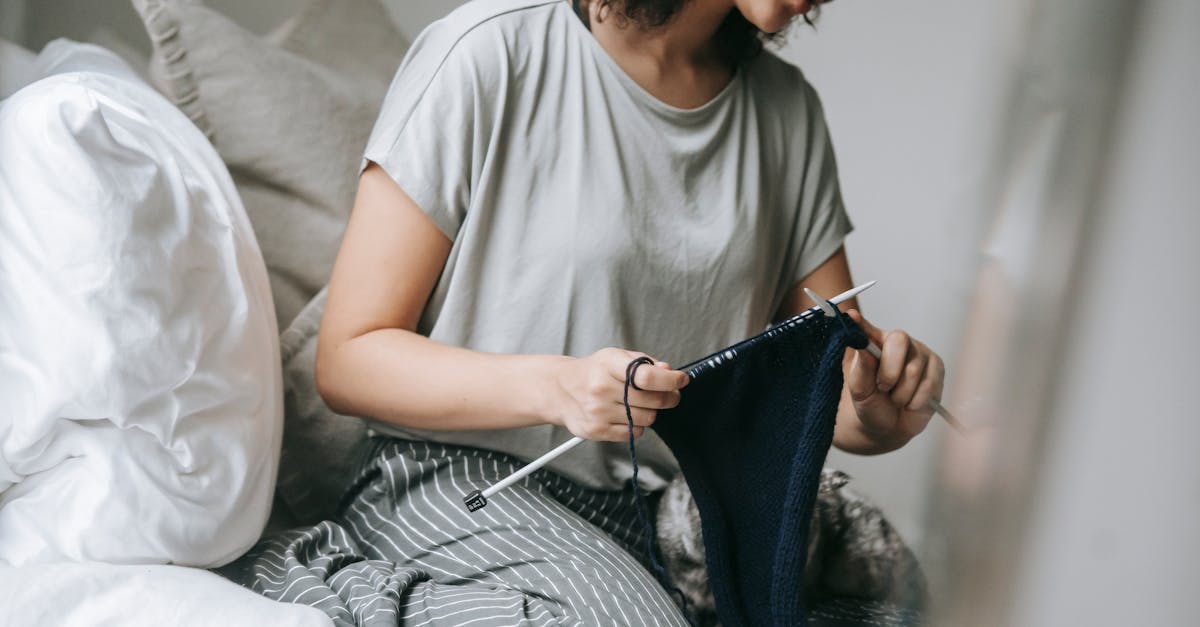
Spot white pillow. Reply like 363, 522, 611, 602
0, 38, 38, 99
0, 40, 282, 567
0, 564, 333, 627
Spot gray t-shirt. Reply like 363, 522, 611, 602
361, 0, 852, 491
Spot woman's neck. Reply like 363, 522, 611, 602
585, 0, 737, 109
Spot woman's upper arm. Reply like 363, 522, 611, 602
773, 245, 856, 322
318, 163, 451, 354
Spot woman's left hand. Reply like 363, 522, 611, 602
842, 309, 945, 446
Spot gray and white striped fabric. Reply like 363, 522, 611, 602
220, 438, 689, 626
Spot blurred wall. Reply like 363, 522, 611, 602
1002, 2, 1200, 624
8, 0, 1014, 551
779, 2, 1018, 550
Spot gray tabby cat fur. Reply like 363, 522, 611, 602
655, 469, 927, 626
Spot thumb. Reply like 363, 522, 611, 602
656, 361, 690, 389
845, 309, 886, 347
846, 347, 881, 403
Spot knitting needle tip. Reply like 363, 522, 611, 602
805, 281, 876, 317
831, 280, 876, 306
929, 397, 968, 434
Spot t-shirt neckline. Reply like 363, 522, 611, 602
560, 1, 742, 120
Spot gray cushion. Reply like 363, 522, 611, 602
0, 38, 38, 99
131, 0, 409, 326
276, 288, 369, 523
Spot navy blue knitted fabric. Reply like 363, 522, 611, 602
652, 310, 868, 626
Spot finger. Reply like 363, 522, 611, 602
846, 347, 880, 403
606, 351, 688, 391
625, 360, 689, 391
611, 406, 658, 428
889, 350, 928, 410
599, 424, 646, 442
907, 353, 945, 412
845, 309, 887, 347
895, 407, 933, 440
605, 350, 651, 385
619, 389, 682, 410
874, 330, 912, 393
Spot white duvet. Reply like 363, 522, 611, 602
0, 41, 282, 567
0, 564, 332, 627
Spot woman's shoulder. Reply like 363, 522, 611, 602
744, 50, 823, 107
411, 0, 563, 66
367, 1, 568, 176
741, 50, 831, 133
436, 0, 564, 29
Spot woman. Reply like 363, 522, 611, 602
259, 0, 944, 623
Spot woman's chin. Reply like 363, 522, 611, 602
744, 5, 802, 35
759, 16, 795, 35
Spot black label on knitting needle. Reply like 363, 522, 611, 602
463, 490, 487, 512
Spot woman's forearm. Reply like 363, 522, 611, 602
315, 327, 567, 431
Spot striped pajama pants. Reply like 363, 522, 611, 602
222, 438, 689, 626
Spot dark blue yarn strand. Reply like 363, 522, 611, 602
624, 357, 695, 625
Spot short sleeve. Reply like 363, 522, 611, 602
360, 20, 498, 240
782, 80, 854, 287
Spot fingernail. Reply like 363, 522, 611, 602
877, 381, 891, 392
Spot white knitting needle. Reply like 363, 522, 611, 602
803, 287, 965, 434
463, 281, 879, 512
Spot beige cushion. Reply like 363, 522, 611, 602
275, 288, 369, 523
132, 0, 409, 326
0, 38, 38, 99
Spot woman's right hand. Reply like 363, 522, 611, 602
549, 348, 690, 441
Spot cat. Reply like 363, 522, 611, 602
655, 468, 928, 626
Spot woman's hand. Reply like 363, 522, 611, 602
842, 309, 945, 448
549, 348, 690, 442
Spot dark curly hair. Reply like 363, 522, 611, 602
572, 0, 822, 67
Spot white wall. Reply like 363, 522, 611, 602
13, 0, 1012, 552
1005, 2, 1200, 624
